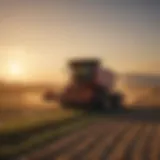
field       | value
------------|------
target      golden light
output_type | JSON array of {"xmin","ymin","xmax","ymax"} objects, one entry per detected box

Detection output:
[{"xmin": 9, "ymin": 63, "xmax": 22, "ymax": 76}]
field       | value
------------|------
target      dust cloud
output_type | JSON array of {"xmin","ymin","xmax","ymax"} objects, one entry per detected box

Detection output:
[{"xmin": 117, "ymin": 74, "xmax": 160, "ymax": 108}]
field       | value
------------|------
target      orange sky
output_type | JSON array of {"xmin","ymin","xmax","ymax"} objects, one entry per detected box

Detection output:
[{"xmin": 0, "ymin": 0, "xmax": 159, "ymax": 83}]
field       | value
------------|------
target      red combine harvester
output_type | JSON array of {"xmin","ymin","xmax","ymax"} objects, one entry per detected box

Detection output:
[{"xmin": 44, "ymin": 58, "xmax": 124, "ymax": 111}]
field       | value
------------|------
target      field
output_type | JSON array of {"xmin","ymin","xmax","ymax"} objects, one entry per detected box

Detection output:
[
  {"xmin": 1, "ymin": 108, "xmax": 160, "ymax": 160},
  {"xmin": 0, "ymin": 107, "xmax": 87, "ymax": 159},
  {"xmin": 15, "ymin": 109, "xmax": 160, "ymax": 160},
  {"xmin": 0, "ymin": 108, "xmax": 80, "ymax": 133}
]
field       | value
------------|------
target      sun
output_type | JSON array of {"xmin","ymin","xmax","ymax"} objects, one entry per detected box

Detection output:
[{"xmin": 10, "ymin": 63, "xmax": 22, "ymax": 76}]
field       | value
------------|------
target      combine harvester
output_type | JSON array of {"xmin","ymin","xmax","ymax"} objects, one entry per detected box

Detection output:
[{"xmin": 44, "ymin": 58, "xmax": 124, "ymax": 111}]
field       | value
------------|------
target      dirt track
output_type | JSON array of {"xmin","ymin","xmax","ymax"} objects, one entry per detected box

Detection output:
[{"xmin": 20, "ymin": 111, "xmax": 160, "ymax": 160}]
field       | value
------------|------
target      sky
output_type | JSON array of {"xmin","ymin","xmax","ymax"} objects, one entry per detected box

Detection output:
[{"xmin": 0, "ymin": 0, "xmax": 159, "ymax": 83}]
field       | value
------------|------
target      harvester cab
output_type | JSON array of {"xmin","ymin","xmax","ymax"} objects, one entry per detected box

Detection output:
[{"xmin": 68, "ymin": 58, "xmax": 101, "ymax": 84}]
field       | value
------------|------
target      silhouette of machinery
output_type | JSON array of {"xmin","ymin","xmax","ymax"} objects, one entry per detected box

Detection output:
[{"xmin": 44, "ymin": 58, "xmax": 124, "ymax": 111}]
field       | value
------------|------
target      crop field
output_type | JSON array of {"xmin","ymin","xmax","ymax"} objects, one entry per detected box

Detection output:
[
  {"xmin": 1, "ymin": 108, "xmax": 160, "ymax": 160},
  {"xmin": 16, "ymin": 109, "xmax": 160, "ymax": 160},
  {"xmin": 0, "ymin": 108, "xmax": 80, "ymax": 133},
  {"xmin": 0, "ymin": 107, "xmax": 86, "ymax": 159}
]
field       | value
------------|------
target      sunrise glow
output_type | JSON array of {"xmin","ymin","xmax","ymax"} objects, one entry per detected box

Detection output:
[{"xmin": 9, "ymin": 63, "xmax": 22, "ymax": 76}]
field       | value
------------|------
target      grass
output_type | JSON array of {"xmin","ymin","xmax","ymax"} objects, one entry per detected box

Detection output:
[
  {"xmin": 0, "ymin": 115, "xmax": 95, "ymax": 159},
  {"xmin": 0, "ymin": 108, "xmax": 82, "ymax": 135},
  {"xmin": 0, "ymin": 107, "xmax": 89, "ymax": 159}
]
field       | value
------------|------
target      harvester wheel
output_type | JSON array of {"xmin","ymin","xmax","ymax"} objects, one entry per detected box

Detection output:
[
  {"xmin": 59, "ymin": 99, "xmax": 70, "ymax": 109},
  {"xmin": 91, "ymin": 86, "xmax": 109, "ymax": 111},
  {"xmin": 110, "ymin": 94, "xmax": 123, "ymax": 110}
]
